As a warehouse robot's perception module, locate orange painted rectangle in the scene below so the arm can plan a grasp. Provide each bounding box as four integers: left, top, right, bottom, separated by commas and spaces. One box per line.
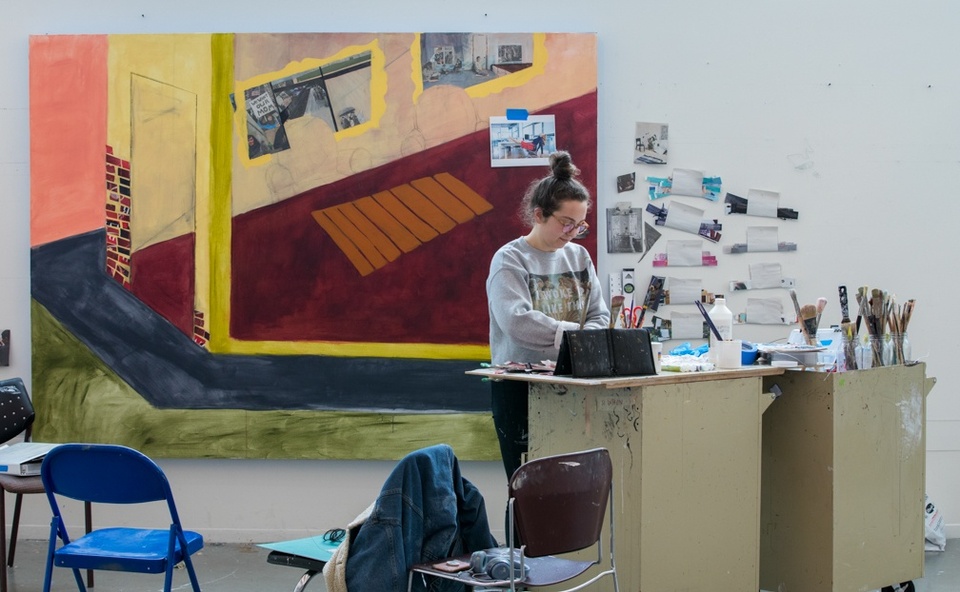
354, 196, 421, 253
410, 177, 474, 223
390, 184, 456, 233
371, 191, 439, 243
433, 172, 495, 215
311, 210, 376, 276
339, 203, 402, 262
324, 207, 388, 270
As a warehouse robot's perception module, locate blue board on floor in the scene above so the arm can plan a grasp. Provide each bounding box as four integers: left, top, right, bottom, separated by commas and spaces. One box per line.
258, 535, 340, 563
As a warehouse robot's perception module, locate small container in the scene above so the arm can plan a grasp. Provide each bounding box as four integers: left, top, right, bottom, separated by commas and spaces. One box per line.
708, 297, 733, 347
651, 342, 663, 373
787, 329, 805, 345
741, 344, 759, 366
841, 330, 858, 371
891, 332, 911, 365
856, 336, 873, 369
713, 339, 742, 369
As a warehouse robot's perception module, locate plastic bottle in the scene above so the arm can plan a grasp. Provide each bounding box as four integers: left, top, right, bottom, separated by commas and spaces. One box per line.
708, 296, 733, 347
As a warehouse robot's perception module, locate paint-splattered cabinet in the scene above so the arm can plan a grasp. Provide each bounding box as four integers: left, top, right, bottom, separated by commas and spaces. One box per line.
495, 367, 785, 592
760, 364, 934, 592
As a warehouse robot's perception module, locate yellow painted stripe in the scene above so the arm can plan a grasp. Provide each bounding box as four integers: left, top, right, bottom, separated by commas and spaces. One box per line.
208, 33, 235, 353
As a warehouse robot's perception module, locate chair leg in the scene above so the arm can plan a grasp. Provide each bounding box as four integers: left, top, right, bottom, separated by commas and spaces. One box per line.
294, 569, 319, 592
84, 501, 94, 588
7, 493, 22, 568
1, 490, 7, 592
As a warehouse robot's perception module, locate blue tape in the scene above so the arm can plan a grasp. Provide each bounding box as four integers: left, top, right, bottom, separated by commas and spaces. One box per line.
505, 109, 529, 120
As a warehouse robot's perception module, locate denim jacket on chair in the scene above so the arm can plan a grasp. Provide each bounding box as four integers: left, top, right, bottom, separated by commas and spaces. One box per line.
345, 444, 497, 592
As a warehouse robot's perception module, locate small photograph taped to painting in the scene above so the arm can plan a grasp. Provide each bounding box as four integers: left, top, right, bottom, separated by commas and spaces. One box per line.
490, 115, 556, 168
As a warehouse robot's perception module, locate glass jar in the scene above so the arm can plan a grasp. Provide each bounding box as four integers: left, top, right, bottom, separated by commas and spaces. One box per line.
841, 330, 858, 371
882, 334, 896, 366
891, 332, 911, 365
856, 336, 872, 369
870, 335, 885, 368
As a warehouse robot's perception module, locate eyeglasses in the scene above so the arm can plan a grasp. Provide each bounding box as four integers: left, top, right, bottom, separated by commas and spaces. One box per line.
552, 215, 590, 237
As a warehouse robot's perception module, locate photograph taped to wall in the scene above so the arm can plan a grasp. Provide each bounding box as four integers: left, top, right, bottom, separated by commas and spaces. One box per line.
617, 172, 635, 192
489, 114, 556, 167
606, 205, 644, 253
634, 121, 668, 165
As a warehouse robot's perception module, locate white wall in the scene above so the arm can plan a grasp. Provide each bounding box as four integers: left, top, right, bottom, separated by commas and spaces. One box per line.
2, 0, 959, 543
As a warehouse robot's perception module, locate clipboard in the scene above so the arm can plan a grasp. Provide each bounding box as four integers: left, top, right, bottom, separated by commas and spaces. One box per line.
555, 328, 657, 378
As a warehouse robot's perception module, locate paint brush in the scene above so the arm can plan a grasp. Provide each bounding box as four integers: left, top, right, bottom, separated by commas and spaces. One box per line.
838, 286, 857, 369
799, 304, 818, 345
815, 297, 828, 328
695, 300, 724, 342
901, 299, 915, 332
608, 295, 624, 330
838, 286, 851, 324
578, 284, 593, 330
788, 289, 810, 343
855, 286, 869, 334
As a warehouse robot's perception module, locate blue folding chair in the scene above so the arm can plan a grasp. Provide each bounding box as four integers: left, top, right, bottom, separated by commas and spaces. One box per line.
40, 444, 204, 592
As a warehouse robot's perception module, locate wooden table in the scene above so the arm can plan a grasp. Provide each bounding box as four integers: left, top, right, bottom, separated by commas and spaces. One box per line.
759, 364, 935, 592
469, 366, 784, 592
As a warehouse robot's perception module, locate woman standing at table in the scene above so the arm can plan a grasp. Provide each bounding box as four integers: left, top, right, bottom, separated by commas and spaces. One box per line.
486, 151, 609, 479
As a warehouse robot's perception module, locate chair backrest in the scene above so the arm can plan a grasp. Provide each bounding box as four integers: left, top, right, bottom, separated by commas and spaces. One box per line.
508, 448, 612, 557
0, 377, 36, 445
41, 444, 176, 509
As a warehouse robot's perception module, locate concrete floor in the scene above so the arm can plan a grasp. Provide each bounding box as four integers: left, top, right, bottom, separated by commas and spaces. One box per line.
3, 538, 958, 591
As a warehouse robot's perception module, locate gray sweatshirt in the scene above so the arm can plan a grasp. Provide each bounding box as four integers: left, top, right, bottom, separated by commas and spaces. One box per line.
486, 237, 610, 365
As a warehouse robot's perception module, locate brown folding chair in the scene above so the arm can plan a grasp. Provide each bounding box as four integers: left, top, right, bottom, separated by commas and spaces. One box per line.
408, 447, 619, 592
0, 378, 92, 592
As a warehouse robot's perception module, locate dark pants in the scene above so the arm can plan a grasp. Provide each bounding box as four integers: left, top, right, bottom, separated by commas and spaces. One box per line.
491, 379, 529, 547
490, 379, 529, 480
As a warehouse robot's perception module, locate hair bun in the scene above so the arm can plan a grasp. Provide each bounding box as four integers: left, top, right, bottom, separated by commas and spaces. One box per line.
549, 150, 579, 181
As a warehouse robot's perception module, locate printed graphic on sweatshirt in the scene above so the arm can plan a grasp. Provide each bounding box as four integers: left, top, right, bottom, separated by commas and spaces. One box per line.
529, 269, 592, 323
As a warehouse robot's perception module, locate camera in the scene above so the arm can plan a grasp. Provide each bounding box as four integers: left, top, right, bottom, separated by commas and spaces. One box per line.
469, 548, 528, 580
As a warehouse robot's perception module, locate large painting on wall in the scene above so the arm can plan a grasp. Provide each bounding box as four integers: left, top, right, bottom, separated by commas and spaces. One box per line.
28, 32, 598, 460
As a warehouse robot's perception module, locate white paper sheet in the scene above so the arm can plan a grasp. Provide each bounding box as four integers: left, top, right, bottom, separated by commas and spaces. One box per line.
671, 169, 704, 197
666, 240, 703, 266
668, 277, 702, 305
664, 201, 704, 234
746, 226, 778, 252
746, 189, 779, 217
671, 311, 705, 339
746, 298, 785, 324
748, 262, 783, 289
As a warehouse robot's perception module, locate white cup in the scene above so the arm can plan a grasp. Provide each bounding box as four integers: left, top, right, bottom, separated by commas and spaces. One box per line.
713, 339, 742, 369
651, 342, 663, 373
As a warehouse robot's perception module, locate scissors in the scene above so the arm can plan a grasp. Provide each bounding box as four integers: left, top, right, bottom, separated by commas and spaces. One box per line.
625, 305, 645, 329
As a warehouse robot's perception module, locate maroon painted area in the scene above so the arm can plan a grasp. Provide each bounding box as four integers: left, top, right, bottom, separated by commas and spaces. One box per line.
130, 233, 196, 337
230, 93, 598, 345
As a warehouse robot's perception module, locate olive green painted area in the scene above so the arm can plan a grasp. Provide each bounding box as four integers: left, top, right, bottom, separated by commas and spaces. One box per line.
31, 301, 499, 460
